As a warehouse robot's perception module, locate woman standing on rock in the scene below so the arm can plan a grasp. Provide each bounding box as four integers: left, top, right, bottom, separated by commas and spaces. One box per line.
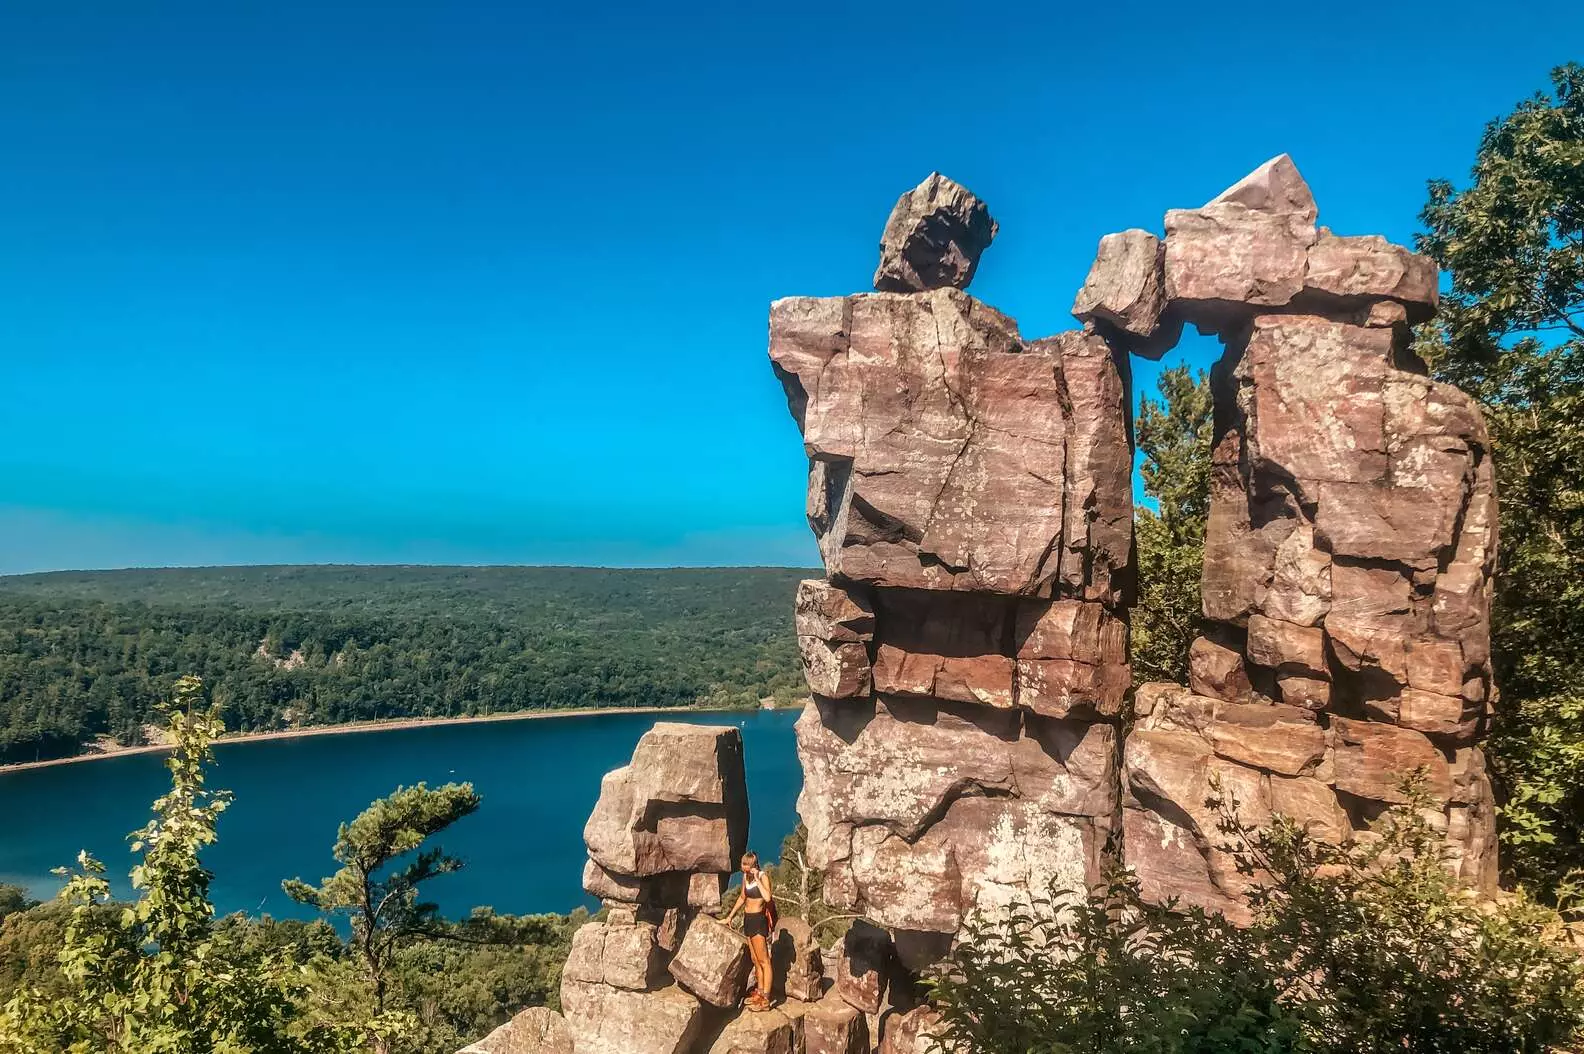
724, 850, 776, 1010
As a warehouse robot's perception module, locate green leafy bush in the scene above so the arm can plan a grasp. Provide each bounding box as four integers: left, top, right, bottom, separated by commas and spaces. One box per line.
930, 789, 1584, 1054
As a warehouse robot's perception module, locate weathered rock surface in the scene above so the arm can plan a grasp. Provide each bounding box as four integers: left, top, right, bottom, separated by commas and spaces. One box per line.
873, 173, 997, 293
803, 993, 869, 1054
878, 1005, 946, 1054
1120, 155, 1498, 904
584, 723, 749, 899
770, 290, 1132, 602
559, 981, 706, 1054
705, 1005, 805, 1054
761, 161, 1499, 1014
562, 919, 669, 991
456, 1007, 573, 1054
1073, 228, 1165, 336
669, 914, 752, 1007
771, 917, 825, 1003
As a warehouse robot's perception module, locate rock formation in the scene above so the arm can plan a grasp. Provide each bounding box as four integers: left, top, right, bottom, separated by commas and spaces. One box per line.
460, 155, 1502, 1054
561, 723, 752, 1054
770, 156, 1500, 1009
771, 172, 1134, 979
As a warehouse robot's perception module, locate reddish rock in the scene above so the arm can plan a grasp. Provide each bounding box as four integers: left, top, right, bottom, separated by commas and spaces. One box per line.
559, 981, 706, 1054
796, 579, 876, 641
1043, 330, 1136, 607
584, 724, 748, 882
1245, 614, 1327, 678
771, 917, 825, 1003
667, 914, 751, 1007
804, 993, 870, 1054
1303, 232, 1438, 322
1072, 228, 1165, 339
1164, 155, 1318, 328
873, 173, 997, 293
1331, 717, 1452, 804
801, 638, 873, 699
879, 1005, 946, 1054
1188, 635, 1253, 702
835, 922, 891, 1015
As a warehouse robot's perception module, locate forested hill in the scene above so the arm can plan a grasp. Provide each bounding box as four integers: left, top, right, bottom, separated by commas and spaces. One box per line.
0, 565, 812, 765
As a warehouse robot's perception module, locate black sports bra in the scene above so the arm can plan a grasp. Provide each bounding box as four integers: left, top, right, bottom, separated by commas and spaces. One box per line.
744, 879, 762, 899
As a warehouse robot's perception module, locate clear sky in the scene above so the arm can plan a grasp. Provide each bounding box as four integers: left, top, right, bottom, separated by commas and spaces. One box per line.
1, 1, 1578, 574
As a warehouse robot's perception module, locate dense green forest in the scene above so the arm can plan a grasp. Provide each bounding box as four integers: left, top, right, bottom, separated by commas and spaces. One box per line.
0, 565, 809, 765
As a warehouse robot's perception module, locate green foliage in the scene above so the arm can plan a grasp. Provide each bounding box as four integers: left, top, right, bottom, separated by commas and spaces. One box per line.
754, 826, 859, 948
0, 891, 34, 927
930, 789, 1584, 1054
0, 565, 809, 764
284, 781, 481, 1049
1132, 366, 1214, 684
1418, 62, 1584, 896
0, 677, 358, 1054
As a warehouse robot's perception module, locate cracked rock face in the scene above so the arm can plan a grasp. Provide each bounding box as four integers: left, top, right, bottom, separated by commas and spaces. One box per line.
772, 180, 1134, 972
1129, 155, 1497, 907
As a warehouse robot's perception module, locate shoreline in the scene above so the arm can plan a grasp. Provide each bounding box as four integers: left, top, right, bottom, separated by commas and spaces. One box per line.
0, 703, 791, 775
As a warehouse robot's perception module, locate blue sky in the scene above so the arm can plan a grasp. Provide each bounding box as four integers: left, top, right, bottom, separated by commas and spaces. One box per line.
1, 1, 1578, 574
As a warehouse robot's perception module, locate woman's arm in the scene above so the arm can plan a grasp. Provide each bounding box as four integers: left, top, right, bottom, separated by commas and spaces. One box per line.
724, 886, 745, 922
758, 872, 773, 903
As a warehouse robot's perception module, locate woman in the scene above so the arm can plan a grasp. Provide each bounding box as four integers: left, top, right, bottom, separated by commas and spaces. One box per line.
723, 851, 776, 1011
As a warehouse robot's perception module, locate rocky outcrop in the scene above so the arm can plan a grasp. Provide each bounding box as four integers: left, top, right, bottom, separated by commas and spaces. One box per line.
559, 723, 752, 1054
463, 155, 1502, 1054
1117, 156, 1498, 911
771, 171, 1134, 983
765, 158, 1499, 1027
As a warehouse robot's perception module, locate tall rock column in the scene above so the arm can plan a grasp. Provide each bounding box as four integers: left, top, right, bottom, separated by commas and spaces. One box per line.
1071, 155, 1500, 918
770, 173, 1135, 985
561, 723, 750, 1054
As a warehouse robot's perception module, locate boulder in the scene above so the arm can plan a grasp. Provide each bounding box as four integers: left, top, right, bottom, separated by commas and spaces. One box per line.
1188, 635, 1252, 702
457, 1007, 573, 1054
772, 917, 825, 1003
668, 914, 752, 1007
1303, 232, 1438, 322
1163, 155, 1318, 329
834, 921, 891, 1015
879, 1005, 947, 1054
706, 1006, 803, 1054
561, 920, 668, 991
873, 173, 997, 293
558, 981, 706, 1054
803, 992, 870, 1054
584, 723, 748, 881
1072, 228, 1165, 339
770, 289, 1133, 598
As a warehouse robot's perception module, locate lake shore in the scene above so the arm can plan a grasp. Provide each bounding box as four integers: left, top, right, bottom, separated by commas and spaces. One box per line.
0, 702, 795, 775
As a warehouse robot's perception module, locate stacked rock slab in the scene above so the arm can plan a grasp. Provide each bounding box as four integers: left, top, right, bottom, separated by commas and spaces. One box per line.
560, 723, 751, 1054
771, 172, 1135, 981
1070, 154, 1500, 917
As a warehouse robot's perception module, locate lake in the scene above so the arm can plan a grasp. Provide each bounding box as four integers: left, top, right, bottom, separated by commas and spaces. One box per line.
0, 708, 802, 920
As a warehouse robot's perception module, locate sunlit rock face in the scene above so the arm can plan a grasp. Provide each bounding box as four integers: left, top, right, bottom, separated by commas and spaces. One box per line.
1140, 156, 1498, 906
770, 157, 1499, 997
770, 171, 1135, 980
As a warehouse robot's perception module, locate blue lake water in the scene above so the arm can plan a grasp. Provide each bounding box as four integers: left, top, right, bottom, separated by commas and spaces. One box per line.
0, 708, 802, 920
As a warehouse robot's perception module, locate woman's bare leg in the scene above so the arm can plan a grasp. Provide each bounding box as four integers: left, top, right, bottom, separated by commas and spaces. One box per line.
748, 934, 772, 1004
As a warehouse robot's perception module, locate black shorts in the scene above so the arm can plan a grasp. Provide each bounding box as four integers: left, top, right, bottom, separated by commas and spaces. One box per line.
743, 912, 769, 938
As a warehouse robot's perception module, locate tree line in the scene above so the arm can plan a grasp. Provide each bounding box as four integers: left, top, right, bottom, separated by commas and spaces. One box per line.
0, 566, 809, 764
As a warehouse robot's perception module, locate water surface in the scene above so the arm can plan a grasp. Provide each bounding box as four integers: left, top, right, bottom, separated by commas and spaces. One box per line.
0, 708, 801, 919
